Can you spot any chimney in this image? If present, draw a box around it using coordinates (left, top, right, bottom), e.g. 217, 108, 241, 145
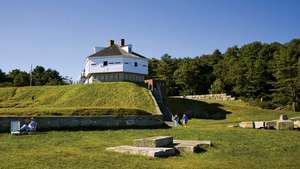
120, 39, 125, 46
109, 40, 114, 46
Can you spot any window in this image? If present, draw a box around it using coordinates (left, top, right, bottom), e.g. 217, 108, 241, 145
115, 62, 121, 64
134, 62, 138, 67
103, 61, 108, 66
124, 62, 129, 64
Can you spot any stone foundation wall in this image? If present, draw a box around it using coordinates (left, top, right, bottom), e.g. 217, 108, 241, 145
172, 94, 235, 101
0, 115, 164, 132
92, 72, 145, 82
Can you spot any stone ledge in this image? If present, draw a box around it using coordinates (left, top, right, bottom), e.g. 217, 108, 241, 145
133, 136, 173, 147
276, 120, 294, 130
173, 140, 211, 153
106, 145, 176, 157
294, 120, 300, 129
239, 121, 254, 128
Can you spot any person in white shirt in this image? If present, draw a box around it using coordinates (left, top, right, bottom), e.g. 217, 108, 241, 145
20, 117, 37, 133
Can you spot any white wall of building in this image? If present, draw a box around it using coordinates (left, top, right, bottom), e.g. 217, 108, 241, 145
84, 55, 148, 77
122, 57, 148, 75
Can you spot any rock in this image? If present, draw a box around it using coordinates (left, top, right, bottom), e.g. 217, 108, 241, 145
133, 136, 173, 147
276, 120, 294, 130
265, 121, 277, 129
173, 140, 211, 153
239, 121, 254, 128
294, 120, 300, 129
254, 121, 265, 129
279, 114, 289, 121
106, 145, 176, 157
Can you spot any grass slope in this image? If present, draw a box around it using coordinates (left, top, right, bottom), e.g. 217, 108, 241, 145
0, 82, 156, 116
0, 99, 299, 169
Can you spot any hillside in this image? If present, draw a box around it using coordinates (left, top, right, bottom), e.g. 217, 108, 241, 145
0, 82, 157, 116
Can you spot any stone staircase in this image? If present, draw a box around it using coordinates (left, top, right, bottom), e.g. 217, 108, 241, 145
151, 83, 173, 122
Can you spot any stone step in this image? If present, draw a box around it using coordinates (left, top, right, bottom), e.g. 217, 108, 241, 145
106, 145, 176, 157
133, 136, 173, 147
173, 140, 211, 153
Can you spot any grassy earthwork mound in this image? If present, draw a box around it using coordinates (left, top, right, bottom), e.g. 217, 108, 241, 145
0, 82, 156, 116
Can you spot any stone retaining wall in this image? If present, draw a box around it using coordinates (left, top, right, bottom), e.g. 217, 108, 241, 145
0, 115, 164, 132
172, 94, 235, 101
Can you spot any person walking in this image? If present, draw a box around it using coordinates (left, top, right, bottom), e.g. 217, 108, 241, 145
182, 113, 189, 127
173, 114, 179, 127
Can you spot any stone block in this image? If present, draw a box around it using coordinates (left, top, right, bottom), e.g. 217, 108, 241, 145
133, 136, 173, 147
265, 121, 277, 129
106, 145, 176, 157
276, 120, 294, 130
254, 121, 265, 129
239, 121, 254, 128
294, 120, 300, 129
173, 140, 211, 153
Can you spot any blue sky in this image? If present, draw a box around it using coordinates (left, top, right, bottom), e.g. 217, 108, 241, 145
0, 0, 300, 80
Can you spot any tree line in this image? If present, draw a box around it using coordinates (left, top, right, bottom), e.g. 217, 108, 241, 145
147, 39, 300, 112
0, 66, 67, 87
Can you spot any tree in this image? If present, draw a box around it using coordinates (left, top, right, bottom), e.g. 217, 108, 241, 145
213, 46, 240, 95
32, 66, 48, 85
147, 58, 160, 79
273, 39, 300, 111
0, 69, 8, 83
8, 69, 30, 86
209, 79, 225, 94
31, 66, 65, 86
45, 69, 64, 85
157, 54, 179, 95
13, 72, 30, 86
174, 59, 214, 95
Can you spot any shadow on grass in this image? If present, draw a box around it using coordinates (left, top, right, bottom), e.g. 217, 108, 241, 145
167, 98, 231, 120
29, 124, 171, 133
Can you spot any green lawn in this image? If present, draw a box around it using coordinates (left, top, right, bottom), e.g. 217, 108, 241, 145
0, 99, 299, 169
0, 82, 156, 116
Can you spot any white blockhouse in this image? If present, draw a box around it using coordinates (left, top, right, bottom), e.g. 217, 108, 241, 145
81, 39, 149, 84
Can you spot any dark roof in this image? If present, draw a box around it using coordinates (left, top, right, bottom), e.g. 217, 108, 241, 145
88, 44, 148, 59
131, 51, 148, 59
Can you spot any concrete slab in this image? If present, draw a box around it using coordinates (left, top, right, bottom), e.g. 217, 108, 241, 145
254, 121, 265, 129
293, 120, 300, 129
106, 145, 176, 157
133, 136, 173, 147
276, 120, 294, 130
239, 121, 254, 128
173, 140, 211, 153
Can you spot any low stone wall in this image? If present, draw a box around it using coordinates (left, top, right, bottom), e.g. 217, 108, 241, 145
0, 115, 164, 132
173, 94, 235, 101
